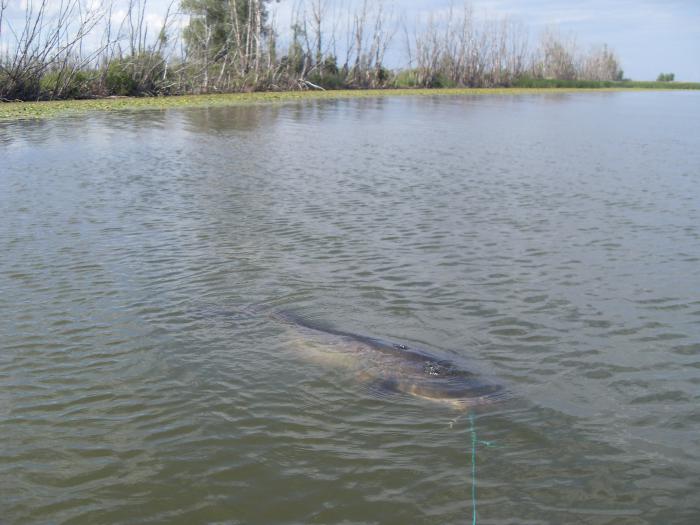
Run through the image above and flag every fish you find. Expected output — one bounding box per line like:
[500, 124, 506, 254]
[272, 310, 507, 411]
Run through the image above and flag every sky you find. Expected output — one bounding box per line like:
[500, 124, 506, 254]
[466, 0, 699, 81]
[2, 0, 698, 81]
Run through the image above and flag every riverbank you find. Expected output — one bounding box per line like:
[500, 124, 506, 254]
[0, 86, 695, 122]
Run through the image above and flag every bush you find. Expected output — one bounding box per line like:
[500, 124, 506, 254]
[511, 77, 699, 90]
[374, 66, 392, 86]
[512, 77, 616, 88]
[321, 55, 339, 76]
[434, 74, 458, 88]
[0, 70, 9, 98]
[393, 69, 420, 88]
[105, 61, 138, 96]
[39, 70, 93, 99]
[307, 72, 346, 90]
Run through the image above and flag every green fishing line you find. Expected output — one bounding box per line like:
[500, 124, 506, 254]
[468, 413, 495, 524]
[469, 413, 478, 525]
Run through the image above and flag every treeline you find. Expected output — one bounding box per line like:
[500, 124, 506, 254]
[0, 0, 632, 101]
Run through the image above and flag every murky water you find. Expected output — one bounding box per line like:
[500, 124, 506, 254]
[2, 92, 699, 524]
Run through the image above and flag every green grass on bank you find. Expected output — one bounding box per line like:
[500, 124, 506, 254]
[1, 85, 698, 122]
[512, 78, 700, 89]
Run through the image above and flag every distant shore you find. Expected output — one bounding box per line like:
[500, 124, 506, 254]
[1, 85, 698, 123]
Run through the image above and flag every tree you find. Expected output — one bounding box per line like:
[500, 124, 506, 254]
[181, 0, 273, 90]
[581, 44, 623, 81]
[657, 72, 674, 82]
[539, 30, 577, 80]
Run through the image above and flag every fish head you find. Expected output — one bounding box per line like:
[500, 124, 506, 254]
[407, 376, 506, 410]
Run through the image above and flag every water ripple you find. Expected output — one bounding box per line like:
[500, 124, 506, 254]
[2, 93, 700, 523]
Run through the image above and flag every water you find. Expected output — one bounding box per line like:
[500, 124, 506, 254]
[1, 92, 699, 524]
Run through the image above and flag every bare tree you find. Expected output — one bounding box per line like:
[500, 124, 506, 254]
[0, 0, 105, 100]
[0, 0, 627, 100]
[533, 28, 578, 80]
[581, 44, 622, 81]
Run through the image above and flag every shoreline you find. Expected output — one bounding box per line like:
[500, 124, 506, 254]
[0, 87, 693, 122]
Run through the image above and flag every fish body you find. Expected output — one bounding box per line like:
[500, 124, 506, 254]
[273, 311, 506, 410]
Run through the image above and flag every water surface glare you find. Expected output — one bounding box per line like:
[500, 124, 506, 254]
[2, 92, 700, 524]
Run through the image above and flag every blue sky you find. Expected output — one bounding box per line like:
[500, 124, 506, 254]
[463, 0, 699, 81]
[2, 0, 698, 80]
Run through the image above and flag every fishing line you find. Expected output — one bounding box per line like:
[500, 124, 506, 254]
[468, 412, 495, 525]
[469, 413, 478, 525]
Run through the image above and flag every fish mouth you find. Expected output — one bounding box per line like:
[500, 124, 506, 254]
[383, 375, 507, 409]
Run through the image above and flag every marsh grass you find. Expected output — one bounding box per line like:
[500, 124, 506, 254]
[513, 78, 700, 90]
[1, 86, 697, 123]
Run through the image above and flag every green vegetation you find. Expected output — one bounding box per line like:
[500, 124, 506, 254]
[3, 86, 698, 123]
[0, 0, 679, 103]
[38, 71, 93, 100]
[657, 73, 676, 82]
[393, 70, 421, 89]
[104, 61, 140, 97]
[1, 2, 696, 104]
[513, 78, 699, 90]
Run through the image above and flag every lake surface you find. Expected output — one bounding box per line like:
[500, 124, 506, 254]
[2, 92, 699, 524]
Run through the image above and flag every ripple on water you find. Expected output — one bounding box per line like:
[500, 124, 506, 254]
[2, 93, 700, 523]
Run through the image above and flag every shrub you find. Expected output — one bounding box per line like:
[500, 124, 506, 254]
[321, 55, 339, 76]
[39, 70, 93, 99]
[105, 61, 138, 96]
[307, 72, 346, 90]
[393, 69, 420, 88]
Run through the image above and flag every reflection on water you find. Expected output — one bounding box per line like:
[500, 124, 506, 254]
[1, 92, 700, 524]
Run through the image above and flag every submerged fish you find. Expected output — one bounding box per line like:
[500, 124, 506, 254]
[273, 311, 507, 411]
